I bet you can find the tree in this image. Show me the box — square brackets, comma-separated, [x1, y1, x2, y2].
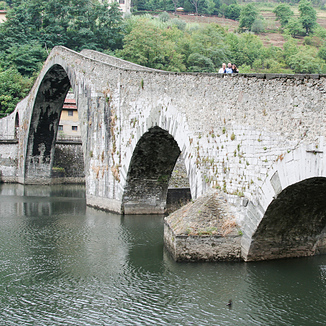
[0, 41, 46, 76]
[318, 45, 326, 61]
[205, 0, 216, 15]
[226, 32, 264, 67]
[287, 47, 324, 73]
[285, 18, 305, 38]
[0, 0, 125, 115]
[251, 18, 265, 34]
[171, 0, 179, 14]
[299, 0, 317, 35]
[225, 4, 241, 21]
[117, 19, 185, 71]
[0, 0, 124, 53]
[181, 24, 229, 71]
[0, 67, 32, 115]
[219, 3, 227, 17]
[189, 0, 200, 15]
[273, 4, 294, 28]
[187, 53, 215, 72]
[239, 3, 258, 31]
[283, 37, 300, 59]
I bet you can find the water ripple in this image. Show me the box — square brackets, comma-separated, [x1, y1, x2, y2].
[1, 184, 326, 325]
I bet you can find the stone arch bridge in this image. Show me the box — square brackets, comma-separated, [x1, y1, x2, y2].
[1, 46, 326, 261]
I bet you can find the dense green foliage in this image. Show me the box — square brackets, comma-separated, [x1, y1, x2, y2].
[0, 67, 32, 116]
[274, 0, 317, 36]
[116, 13, 326, 75]
[0, 0, 124, 115]
[239, 3, 258, 31]
[0, 0, 124, 56]
[225, 4, 241, 21]
[299, 0, 317, 34]
[273, 4, 294, 28]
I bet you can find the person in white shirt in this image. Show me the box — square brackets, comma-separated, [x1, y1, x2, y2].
[218, 63, 226, 73]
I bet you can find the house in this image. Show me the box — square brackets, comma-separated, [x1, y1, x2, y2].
[0, 10, 7, 23]
[105, 0, 131, 14]
[58, 93, 80, 138]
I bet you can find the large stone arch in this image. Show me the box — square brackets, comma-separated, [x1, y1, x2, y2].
[24, 64, 72, 183]
[241, 145, 326, 261]
[122, 126, 181, 214]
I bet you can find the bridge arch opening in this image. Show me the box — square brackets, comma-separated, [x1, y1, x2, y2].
[14, 112, 19, 139]
[24, 64, 72, 183]
[122, 126, 189, 214]
[247, 177, 326, 261]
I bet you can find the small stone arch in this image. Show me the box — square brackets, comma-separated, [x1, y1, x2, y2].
[122, 126, 181, 214]
[14, 112, 19, 139]
[242, 145, 326, 261]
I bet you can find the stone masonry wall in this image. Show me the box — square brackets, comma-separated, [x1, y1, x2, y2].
[0, 141, 18, 182]
[53, 141, 85, 183]
[116, 70, 326, 215]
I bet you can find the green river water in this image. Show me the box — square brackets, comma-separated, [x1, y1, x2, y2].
[0, 183, 325, 325]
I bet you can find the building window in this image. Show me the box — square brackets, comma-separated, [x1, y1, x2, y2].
[72, 126, 78, 131]
[58, 125, 63, 131]
[119, 0, 125, 3]
[68, 110, 74, 116]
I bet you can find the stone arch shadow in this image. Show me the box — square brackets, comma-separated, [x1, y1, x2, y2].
[122, 126, 182, 214]
[23, 63, 82, 183]
[242, 146, 326, 261]
[14, 112, 19, 139]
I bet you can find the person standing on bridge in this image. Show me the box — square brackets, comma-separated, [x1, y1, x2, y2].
[232, 64, 239, 73]
[225, 62, 233, 73]
[218, 63, 226, 73]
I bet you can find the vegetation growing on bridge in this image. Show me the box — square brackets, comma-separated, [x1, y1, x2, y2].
[1, 0, 326, 116]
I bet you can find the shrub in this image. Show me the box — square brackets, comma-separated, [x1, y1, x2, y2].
[159, 11, 170, 22]
[251, 18, 265, 34]
[225, 4, 241, 21]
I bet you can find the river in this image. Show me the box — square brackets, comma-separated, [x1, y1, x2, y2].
[0, 183, 325, 325]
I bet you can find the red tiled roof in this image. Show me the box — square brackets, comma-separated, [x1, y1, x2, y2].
[64, 98, 76, 104]
[63, 104, 77, 109]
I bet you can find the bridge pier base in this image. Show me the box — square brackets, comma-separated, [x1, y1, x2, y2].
[164, 191, 242, 262]
[123, 202, 165, 215]
[22, 176, 53, 185]
[86, 195, 123, 214]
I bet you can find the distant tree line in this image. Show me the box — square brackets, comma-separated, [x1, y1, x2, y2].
[116, 10, 325, 75]
[133, 0, 243, 18]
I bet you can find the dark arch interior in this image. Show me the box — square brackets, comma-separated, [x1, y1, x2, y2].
[248, 177, 326, 260]
[122, 126, 181, 214]
[14, 112, 19, 138]
[25, 64, 71, 179]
